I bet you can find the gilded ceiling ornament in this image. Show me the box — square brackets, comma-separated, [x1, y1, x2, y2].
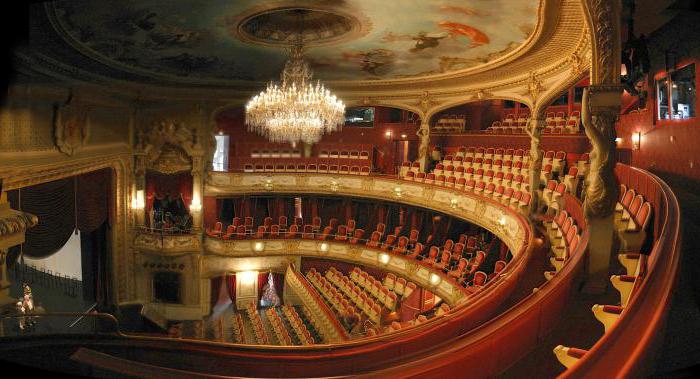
[139, 120, 202, 174]
[417, 91, 436, 114]
[54, 100, 90, 156]
[526, 71, 544, 102]
[568, 52, 583, 76]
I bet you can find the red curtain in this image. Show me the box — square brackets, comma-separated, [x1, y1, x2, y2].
[210, 276, 223, 309]
[273, 273, 285, 305]
[145, 171, 193, 215]
[226, 274, 236, 303]
[257, 272, 268, 301]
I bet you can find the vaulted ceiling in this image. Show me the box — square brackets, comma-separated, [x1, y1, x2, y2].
[18, 0, 589, 109]
[46, 0, 538, 82]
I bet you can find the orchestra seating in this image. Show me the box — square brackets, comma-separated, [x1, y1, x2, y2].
[244, 302, 271, 344]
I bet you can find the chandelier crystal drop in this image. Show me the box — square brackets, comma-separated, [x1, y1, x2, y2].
[245, 44, 345, 145]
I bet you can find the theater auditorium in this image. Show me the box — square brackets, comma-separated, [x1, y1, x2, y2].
[1, 0, 699, 377]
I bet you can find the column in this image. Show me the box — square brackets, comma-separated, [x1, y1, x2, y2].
[190, 158, 203, 232]
[581, 85, 622, 294]
[525, 115, 545, 219]
[132, 154, 147, 227]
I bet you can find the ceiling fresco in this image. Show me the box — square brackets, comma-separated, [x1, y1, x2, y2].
[50, 0, 540, 83]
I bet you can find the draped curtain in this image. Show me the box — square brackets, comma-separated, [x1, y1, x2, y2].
[210, 276, 223, 309]
[19, 178, 75, 259]
[80, 220, 111, 308]
[145, 171, 193, 215]
[77, 168, 112, 232]
[257, 272, 268, 301]
[272, 273, 284, 305]
[226, 274, 236, 303]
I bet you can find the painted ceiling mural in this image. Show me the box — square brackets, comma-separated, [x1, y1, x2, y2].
[51, 0, 539, 83]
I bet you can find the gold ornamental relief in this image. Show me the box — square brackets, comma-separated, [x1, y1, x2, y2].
[54, 101, 90, 156]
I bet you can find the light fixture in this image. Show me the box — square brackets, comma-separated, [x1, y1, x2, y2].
[450, 198, 458, 209]
[498, 215, 507, 227]
[253, 242, 265, 252]
[319, 242, 329, 252]
[245, 11, 344, 145]
[429, 273, 442, 286]
[632, 131, 641, 150]
[615, 137, 622, 144]
[378, 253, 390, 265]
[189, 195, 202, 212]
[239, 271, 257, 285]
[132, 190, 145, 210]
[620, 63, 628, 76]
[401, 133, 407, 139]
[385, 130, 392, 139]
[394, 186, 403, 198]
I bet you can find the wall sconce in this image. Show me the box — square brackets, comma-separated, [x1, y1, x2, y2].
[378, 253, 390, 265]
[615, 137, 622, 145]
[132, 190, 145, 210]
[620, 63, 628, 76]
[394, 186, 403, 198]
[400, 133, 407, 139]
[385, 130, 393, 139]
[319, 242, 329, 253]
[189, 195, 202, 212]
[632, 131, 641, 150]
[429, 273, 442, 286]
[239, 271, 257, 285]
[253, 241, 265, 252]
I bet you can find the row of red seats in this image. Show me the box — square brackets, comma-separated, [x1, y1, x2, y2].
[281, 305, 315, 345]
[242, 161, 371, 175]
[307, 269, 370, 329]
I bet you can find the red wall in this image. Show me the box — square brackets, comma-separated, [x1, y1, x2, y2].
[216, 107, 421, 174]
[615, 13, 700, 183]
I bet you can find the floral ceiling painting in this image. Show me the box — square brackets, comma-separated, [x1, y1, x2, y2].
[50, 0, 539, 83]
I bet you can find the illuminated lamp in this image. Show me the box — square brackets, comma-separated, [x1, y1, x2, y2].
[632, 131, 641, 150]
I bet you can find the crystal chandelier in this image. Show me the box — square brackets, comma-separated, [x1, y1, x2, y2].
[245, 20, 345, 145]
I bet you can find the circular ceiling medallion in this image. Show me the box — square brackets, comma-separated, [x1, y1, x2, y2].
[231, 6, 368, 48]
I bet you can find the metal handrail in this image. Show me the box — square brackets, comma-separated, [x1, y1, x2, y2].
[68, 303, 98, 328]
